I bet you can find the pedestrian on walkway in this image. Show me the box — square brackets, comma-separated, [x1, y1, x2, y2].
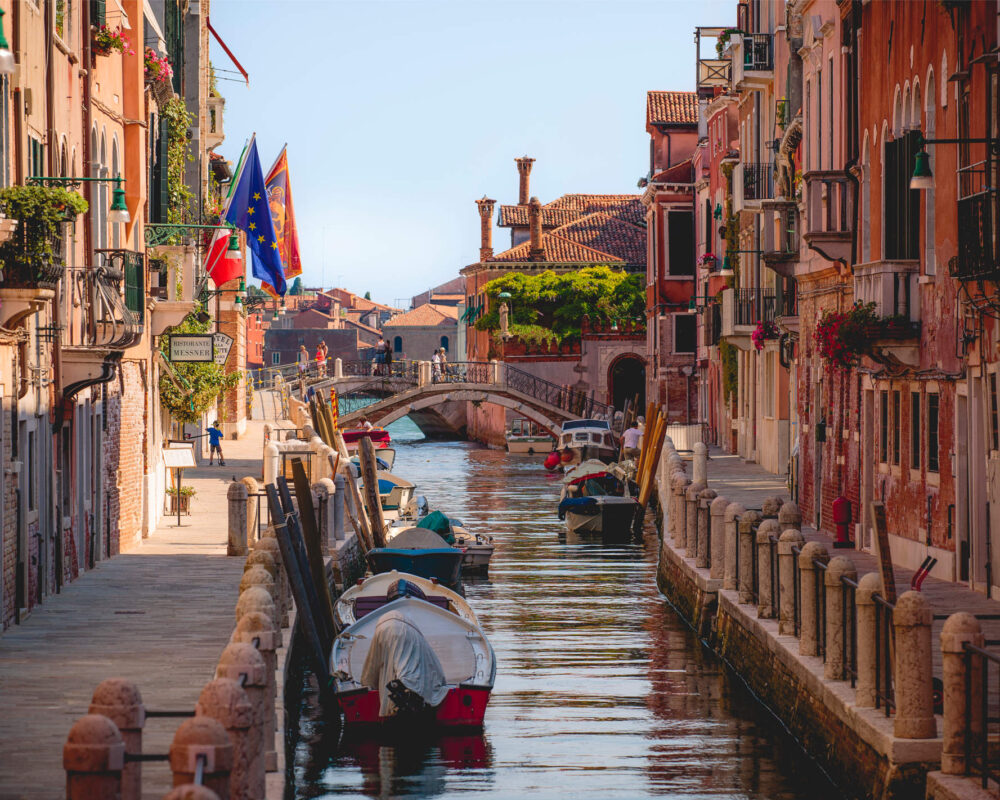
[297, 345, 309, 376]
[207, 420, 226, 466]
[622, 421, 642, 460]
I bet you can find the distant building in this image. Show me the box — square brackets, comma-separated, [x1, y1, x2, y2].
[383, 304, 459, 362]
[411, 277, 466, 309]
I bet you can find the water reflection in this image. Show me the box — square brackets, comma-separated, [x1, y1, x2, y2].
[289, 421, 842, 799]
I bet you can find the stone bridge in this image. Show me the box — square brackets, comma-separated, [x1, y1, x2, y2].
[304, 359, 613, 438]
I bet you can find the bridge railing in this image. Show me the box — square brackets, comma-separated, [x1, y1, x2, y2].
[504, 364, 615, 422]
[435, 361, 492, 384]
[342, 359, 420, 382]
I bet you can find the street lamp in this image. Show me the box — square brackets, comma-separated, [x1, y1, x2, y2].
[0, 10, 16, 76]
[108, 180, 130, 225]
[910, 133, 1000, 190]
[28, 175, 131, 225]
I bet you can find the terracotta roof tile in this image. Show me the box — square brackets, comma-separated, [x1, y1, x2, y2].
[489, 232, 625, 265]
[383, 304, 457, 328]
[650, 158, 695, 183]
[548, 195, 647, 227]
[647, 91, 699, 126]
[553, 212, 646, 267]
[498, 205, 581, 228]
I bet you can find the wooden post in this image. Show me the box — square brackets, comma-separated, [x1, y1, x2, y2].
[358, 436, 387, 547]
[290, 458, 337, 642]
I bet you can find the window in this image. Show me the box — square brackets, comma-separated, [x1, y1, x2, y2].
[704, 198, 712, 252]
[674, 314, 696, 353]
[892, 390, 901, 465]
[666, 210, 695, 276]
[440, 336, 448, 352]
[828, 57, 834, 169]
[928, 393, 940, 472]
[991, 373, 999, 452]
[910, 392, 921, 470]
[763, 353, 775, 417]
[880, 390, 888, 463]
[805, 81, 812, 170]
[27, 429, 35, 512]
[884, 130, 922, 260]
[817, 68, 822, 167]
[393, 336, 402, 353]
[28, 136, 44, 178]
[271, 352, 280, 365]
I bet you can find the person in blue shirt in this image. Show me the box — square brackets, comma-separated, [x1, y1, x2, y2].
[207, 421, 225, 466]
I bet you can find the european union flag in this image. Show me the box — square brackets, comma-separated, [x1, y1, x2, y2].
[225, 138, 286, 295]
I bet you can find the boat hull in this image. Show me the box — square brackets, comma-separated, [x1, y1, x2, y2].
[367, 548, 463, 587]
[565, 498, 639, 540]
[337, 685, 492, 728]
[505, 436, 551, 454]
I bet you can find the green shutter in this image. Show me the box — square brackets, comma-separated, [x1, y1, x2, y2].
[157, 118, 169, 222]
[91, 0, 106, 28]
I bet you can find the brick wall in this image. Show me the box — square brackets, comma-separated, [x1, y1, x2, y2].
[106, 361, 147, 554]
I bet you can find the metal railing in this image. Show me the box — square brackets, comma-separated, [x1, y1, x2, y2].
[505, 363, 615, 422]
[804, 171, 854, 238]
[704, 303, 722, 347]
[65, 261, 144, 349]
[742, 32, 773, 71]
[874, 594, 896, 715]
[841, 576, 859, 686]
[955, 186, 1000, 281]
[735, 288, 777, 326]
[962, 640, 1000, 788]
[742, 162, 774, 202]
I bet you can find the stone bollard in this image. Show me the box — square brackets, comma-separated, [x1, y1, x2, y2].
[778, 501, 802, 532]
[941, 612, 985, 774]
[215, 644, 268, 791]
[228, 482, 250, 557]
[756, 519, 780, 619]
[236, 586, 278, 641]
[761, 496, 784, 519]
[169, 716, 233, 795]
[798, 541, 830, 657]
[262, 443, 280, 487]
[64, 714, 125, 800]
[893, 591, 937, 738]
[334, 357, 343, 379]
[670, 475, 689, 545]
[685, 481, 706, 558]
[239, 566, 277, 615]
[824, 556, 858, 680]
[692, 442, 708, 485]
[723, 503, 745, 592]
[737, 510, 762, 604]
[240, 477, 260, 545]
[163, 785, 221, 800]
[232, 611, 281, 772]
[777, 528, 805, 635]
[255, 533, 288, 627]
[312, 478, 337, 553]
[196, 679, 260, 800]
[696, 488, 717, 569]
[709, 496, 729, 580]
[244, 549, 277, 585]
[333, 474, 346, 542]
[89, 679, 145, 800]
[854, 572, 883, 707]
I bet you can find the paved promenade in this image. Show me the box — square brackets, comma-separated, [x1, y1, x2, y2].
[0, 422, 268, 799]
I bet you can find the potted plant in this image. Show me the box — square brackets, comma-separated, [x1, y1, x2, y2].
[166, 485, 196, 514]
[144, 48, 173, 85]
[751, 320, 780, 351]
[0, 186, 87, 287]
[93, 25, 132, 57]
[699, 252, 719, 268]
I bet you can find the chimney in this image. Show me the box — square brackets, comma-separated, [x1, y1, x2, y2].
[528, 196, 544, 261]
[515, 156, 535, 205]
[475, 196, 496, 262]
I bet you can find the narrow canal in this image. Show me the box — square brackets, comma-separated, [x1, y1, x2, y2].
[289, 420, 844, 799]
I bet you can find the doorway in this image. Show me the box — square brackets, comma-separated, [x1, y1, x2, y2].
[609, 354, 646, 412]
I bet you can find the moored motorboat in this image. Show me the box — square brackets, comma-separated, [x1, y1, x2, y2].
[331, 577, 495, 728]
[558, 459, 640, 540]
[334, 570, 479, 632]
[342, 428, 392, 452]
[369, 527, 464, 587]
[505, 418, 552, 455]
[544, 418, 618, 471]
[412, 510, 495, 575]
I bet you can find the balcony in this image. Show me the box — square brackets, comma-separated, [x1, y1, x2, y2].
[803, 171, 854, 264]
[703, 302, 722, 347]
[721, 287, 774, 349]
[734, 162, 774, 213]
[732, 33, 773, 90]
[147, 243, 199, 335]
[854, 259, 921, 369]
[761, 199, 799, 278]
[953, 187, 1000, 281]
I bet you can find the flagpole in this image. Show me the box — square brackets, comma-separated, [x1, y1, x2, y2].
[265, 143, 288, 180]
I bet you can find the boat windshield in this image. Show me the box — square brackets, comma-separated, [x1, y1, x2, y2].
[561, 419, 611, 432]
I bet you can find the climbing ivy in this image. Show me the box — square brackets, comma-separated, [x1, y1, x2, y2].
[162, 97, 194, 225]
[719, 339, 738, 403]
[158, 311, 240, 425]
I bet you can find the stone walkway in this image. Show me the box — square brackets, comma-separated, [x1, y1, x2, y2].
[0, 421, 269, 800]
[699, 448, 1000, 676]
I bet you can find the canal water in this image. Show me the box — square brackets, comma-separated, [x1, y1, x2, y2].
[289, 420, 844, 799]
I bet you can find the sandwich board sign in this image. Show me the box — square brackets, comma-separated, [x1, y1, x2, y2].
[213, 333, 234, 366]
[169, 334, 214, 363]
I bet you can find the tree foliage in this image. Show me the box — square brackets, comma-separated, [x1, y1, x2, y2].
[289, 277, 304, 295]
[0, 186, 88, 277]
[474, 267, 644, 342]
[158, 311, 241, 425]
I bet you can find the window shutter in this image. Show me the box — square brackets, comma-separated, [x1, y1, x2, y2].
[91, 0, 106, 28]
[884, 140, 898, 258]
[157, 118, 169, 221]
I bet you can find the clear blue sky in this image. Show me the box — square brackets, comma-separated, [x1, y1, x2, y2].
[209, 0, 732, 306]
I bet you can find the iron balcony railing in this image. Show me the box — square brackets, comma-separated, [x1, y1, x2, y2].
[735, 288, 776, 326]
[955, 187, 1000, 281]
[742, 32, 773, 71]
[742, 162, 774, 202]
[776, 280, 797, 317]
[704, 303, 722, 346]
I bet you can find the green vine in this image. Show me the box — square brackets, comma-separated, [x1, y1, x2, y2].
[719, 339, 739, 402]
[158, 311, 241, 425]
[162, 97, 194, 225]
[719, 163, 740, 290]
[0, 186, 88, 280]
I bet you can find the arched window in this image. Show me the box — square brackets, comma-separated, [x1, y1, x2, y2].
[89, 127, 99, 252]
[440, 336, 449, 352]
[98, 131, 108, 251]
[393, 336, 402, 353]
[924, 69, 937, 275]
[861, 132, 871, 263]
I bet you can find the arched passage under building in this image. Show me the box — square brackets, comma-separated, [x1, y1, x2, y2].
[609, 354, 646, 412]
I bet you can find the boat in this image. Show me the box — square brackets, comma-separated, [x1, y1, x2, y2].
[407, 509, 494, 575]
[375, 470, 415, 512]
[334, 570, 478, 631]
[342, 428, 392, 451]
[368, 527, 464, 587]
[557, 459, 640, 539]
[349, 448, 396, 471]
[331, 576, 496, 728]
[544, 419, 618, 470]
[505, 418, 552, 455]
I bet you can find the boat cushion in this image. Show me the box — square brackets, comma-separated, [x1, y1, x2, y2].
[355, 594, 448, 620]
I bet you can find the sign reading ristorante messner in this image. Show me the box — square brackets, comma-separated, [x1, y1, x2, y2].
[168, 334, 215, 362]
